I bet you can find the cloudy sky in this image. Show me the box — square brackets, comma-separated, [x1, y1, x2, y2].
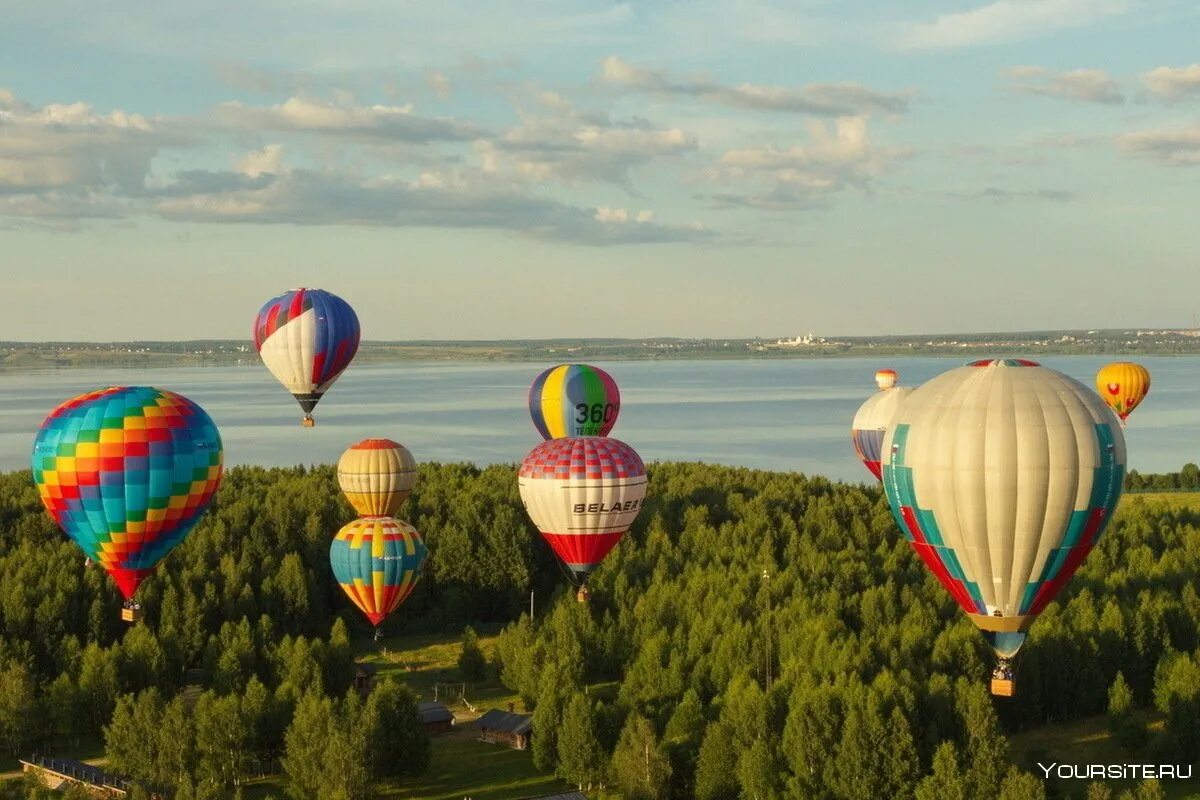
[2, 0, 1198, 340]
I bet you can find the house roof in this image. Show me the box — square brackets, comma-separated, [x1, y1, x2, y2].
[477, 708, 533, 735]
[354, 661, 378, 676]
[418, 701, 454, 724]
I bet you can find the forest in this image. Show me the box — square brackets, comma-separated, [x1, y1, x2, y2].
[0, 462, 1197, 799]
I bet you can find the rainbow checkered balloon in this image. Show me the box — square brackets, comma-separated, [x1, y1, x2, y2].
[31, 387, 223, 600]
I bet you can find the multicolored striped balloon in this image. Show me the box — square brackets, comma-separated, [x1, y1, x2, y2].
[31, 387, 224, 601]
[254, 288, 360, 426]
[528, 364, 620, 439]
[338, 439, 417, 517]
[882, 359, 1125, 661]
[330, 517, 428, 626]
[1096, 362, 1150, 425]
[518, 437, 646, 579]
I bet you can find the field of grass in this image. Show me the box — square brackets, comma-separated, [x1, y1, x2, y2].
[1009, 712, 1199, 799]
[357, 626, 525, 718]
[241, 629, 572, 799]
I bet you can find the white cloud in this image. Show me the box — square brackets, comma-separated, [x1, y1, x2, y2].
[214, 97, 484, 142]
[425, 70, 453, 100]
[899, 0, 1132, 50]
[236, 145, 285, 178]
[1118, 123, 1200, 166]
[599, 56, 911, 116]
[950, 187, 1075, 201]
[483, 98, 698, 191]
[1004, 66, 1125, 104]
[0, 86, 719, 244]
[706, 116, 908, 209]
[1141, 64, 1200, 100]
[152, 167, 714, 245]
[0, 92, 175, 193]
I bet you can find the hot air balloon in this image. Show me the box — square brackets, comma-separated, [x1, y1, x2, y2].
[330, 517, 428, 627]
[338, 439, 417, 517]
[31, 387, 223, 621]
[529, 364, 620, 439]
[254, 288, 360, 426]
[852, 371, 912, 481]
[882, 359, 1125, 696]
[518, 437, 646, 598]
[1096, 362, 1150, 426]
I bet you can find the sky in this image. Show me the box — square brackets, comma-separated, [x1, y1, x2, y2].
[1, 0, 1198, 341]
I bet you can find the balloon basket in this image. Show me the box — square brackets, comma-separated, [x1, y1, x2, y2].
[575, 586, 591, 603]
[301, 417, 315, 428]
[121, 606, 141, 623]
[990, 678, 1015, 697]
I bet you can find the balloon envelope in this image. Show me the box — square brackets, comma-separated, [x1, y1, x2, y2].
[851, 387, 912, 481]
[518, 437, 646, 578]
[330, 517, 428, 627]
[1095, 362, 1150, 424]
[529, 364, 620, 439]
[31, 387, 223, 600]
[882, 359, 1125, 659]
[875, 369, 898, 391]
[254, 288, 360, 422]
[338, 439, 417, 517]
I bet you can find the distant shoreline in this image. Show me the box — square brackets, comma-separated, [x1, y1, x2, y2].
[3, 330, 1198, 370]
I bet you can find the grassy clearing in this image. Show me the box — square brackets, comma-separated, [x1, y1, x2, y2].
[357, 627, 526, 718]
[1009, 712, 1199, 799]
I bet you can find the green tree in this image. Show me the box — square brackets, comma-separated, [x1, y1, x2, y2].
[997, 767, 1046, 800]
[694, 721, 738, 800]
[557, 694, 604, 789]
[1107, 672, 1145, 750]
[458, 626, 487, 682]
[194, 691, 250, 788]
[281, 692, 334, 800]
[0, 661, 35, 755]
[363, 680, 430, 779]
[610, 713, 672, 800]
[77, 643, 119, 733]
[915, 743, 967, 800]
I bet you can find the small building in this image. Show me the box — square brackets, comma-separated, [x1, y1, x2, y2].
[418, 701, 455, 735]
[477, 708, 533, 750]
[21, 756, 134, 797]
[353, 661, 378, 696]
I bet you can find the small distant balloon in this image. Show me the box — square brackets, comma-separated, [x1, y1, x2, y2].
[31, 387, 223, 606]
[338, 439, 417, 517]
[330, 517, 428, 627]
[529, 364, 620, 439]
[1096, 362, 1150, 426]
[875, 368, 898, 391]
[254, 288, 360, 426]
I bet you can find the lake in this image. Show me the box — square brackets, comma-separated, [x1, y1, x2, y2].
[2, 356, 1196, 482]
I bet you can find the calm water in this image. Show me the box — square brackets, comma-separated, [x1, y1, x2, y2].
[2, 357, 1196, 482]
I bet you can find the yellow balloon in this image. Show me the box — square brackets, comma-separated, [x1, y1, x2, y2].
[1095, 362, 1150, 424]
[337, 439, 417, 517]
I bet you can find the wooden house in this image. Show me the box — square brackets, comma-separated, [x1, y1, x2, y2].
[418, 701, 455, 735]
[477, 708, 533, 750]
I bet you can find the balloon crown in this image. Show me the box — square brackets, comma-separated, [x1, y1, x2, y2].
[967, 358, 1040, 368]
